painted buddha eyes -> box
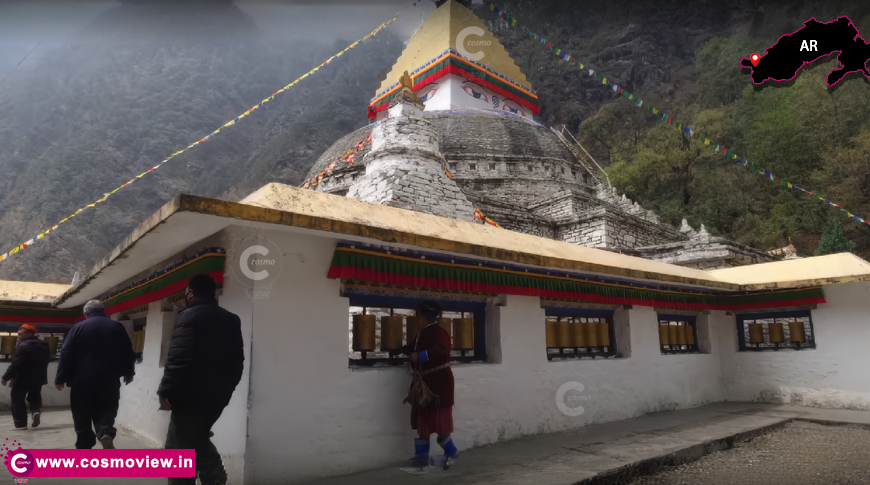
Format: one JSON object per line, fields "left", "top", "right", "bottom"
{"left": 419, "top": 87, "right": 438, "bottom": 102}
{"left": 502, "top": 101, "right": 525, "bottom": 116}
{"left": 462, "top": 85, "right": 488, "bottom": 102}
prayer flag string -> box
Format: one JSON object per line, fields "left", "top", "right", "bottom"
{"left": 484, "top": 1, "right": 870, "bottom": 228}
{"left": 0, "top": 16, "right": 400, "bottom": 265}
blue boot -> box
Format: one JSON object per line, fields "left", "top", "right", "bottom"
{"left": 438, "top": 435, "right": 458, "bottom": 458}
{"left": 411, "top": 438, "right": 430, "bottom": 468}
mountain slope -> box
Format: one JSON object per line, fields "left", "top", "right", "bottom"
{"left": 0, "top": 2, "right": 402, "bottom": 282}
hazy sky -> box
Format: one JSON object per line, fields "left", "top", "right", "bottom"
{"left": 0, "top": 0, "right": 445, "bottom": 84}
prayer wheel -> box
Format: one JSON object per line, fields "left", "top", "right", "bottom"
{"left": 569, "top": 320, "right": 587, "bottom": 347}
{"left": 0, "top": 336, "right": 16, "bottom": 356}
{"left": 668, "top": 325, "right": 678, "bottom": 346}
{"left": 44, "top": 336, "right": 60, "bottom": 356}
{"left": 596, "top": 323, "right": 611, "bottom": 347}
{"left": 452, "top": 318, "right": 474, "bottom": 350}
{"left": 406, "top": 316, "right": 424, "bottom": 343}
{"left": 131, "top": 332, "right": 145, "bottom": 354}
{"left": 545, "top": 320, "right": 558, "bottom": 347}
{"left": 380, "top": 316, "right": 404, "bottom": 351}
{"left": 788, "top": 321, "right": 807, "bottom": 343}
{"left": 686, "top": 325, "right": 695, "bottom": 346}
{"left": 436, "top": 317, "right": 453, "bottom": 338}
{"left": 748, "top": 323, "right": 764, "bottom": 344}
{"left": 582, "top": 322, "right": 598, "bottom": 347}
{"left": 659, "top": 325, "right": 670, "bottom": 345}
{"left": 676, "top": 325, "right": 688, "bottom": 346}
{"left": 352, "top": 315, "right": 376, "bottom": 351}
{"left": 555, "top": 319, "right": 570, "bottom": 348}
{"left": 768, "top": 323, "right": 785, "bottom": 343}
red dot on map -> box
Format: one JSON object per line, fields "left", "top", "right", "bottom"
{"left": 750, "top": 53, "right": 760, "bottom": 67}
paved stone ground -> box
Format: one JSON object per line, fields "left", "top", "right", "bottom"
{"left": 620, "top": 421, "right": 870, "bottom": 485}
{"left": 301, "top": 403, "right": 870, "bottom": 485}
{"left": 2, "top": 404, "right": 870, "bottom": 484}
{"left": 0, "top": 407, "right": 162, "bottom": 484}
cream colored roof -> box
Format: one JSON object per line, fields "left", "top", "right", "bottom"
{"left": 708, "top": 252, "right": 870, "bottom": 290}
{"left": 242, "top": 184, "right": 735, "bottom": 290}
{"left": 376, "top": 0, "right": 532, "bottom": 95}
{"left": 54, "top": 183, "right": 870, "bottom": 308}
{"left": 0, "top": 280, "right": 70, "bottom": 304}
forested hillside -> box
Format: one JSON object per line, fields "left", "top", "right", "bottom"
{"left": 0, "top": 2, "right": 403, "bottom": 281}
{"left": 473, "top": 0, "right": 870, "bottom": 257}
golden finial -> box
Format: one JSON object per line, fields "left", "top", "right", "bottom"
{"left": 400, "top": 70, "right": 414, "bottom": 91}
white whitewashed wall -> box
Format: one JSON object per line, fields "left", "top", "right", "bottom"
{"left": 240, "top": 228, "right": 728, "bottom": 484}
{"left": 717, "top": 281, "right": 870, "bottom": 410}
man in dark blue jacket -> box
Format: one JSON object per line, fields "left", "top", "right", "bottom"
{"left": 159, "top": 274, "right": 244, "bottom": 485}
{"left": 2, "top": 324, "right": 50, "bottom": 430}
{"left": 55, "top": 300, "right": 135, "bottom": 449}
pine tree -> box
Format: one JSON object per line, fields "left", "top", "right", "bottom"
{"left": 814, "top": 218, "right": 856, "bottom": 256}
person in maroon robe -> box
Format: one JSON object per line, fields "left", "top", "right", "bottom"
{"left": 404, "top": 300, "right": 458, "bottom": 470}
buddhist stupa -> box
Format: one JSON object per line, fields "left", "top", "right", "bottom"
{"left": 368, "top": 0, "right": 538, "bottom": 120}
{"left": 301, "top": 0, "right": 775, "bottom": 269}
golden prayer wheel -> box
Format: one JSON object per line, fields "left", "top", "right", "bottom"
{"left": 686, "top": 325, "right": 695, "bottom": 346}
{"left": 406, "top": 316, "right": 424, "bottom": 343}
{"left": 748, "top": 323, "right": 764, "bottom": 344}
{"left": 545, "top": 320, "right": 558, "bottom": 347}
{"left": 44, "top": 336, "right": 60, "bottom": 356}
{"left": 768, "top": 323, "right": 785, "bottom": 343}
{"left": 352, "top": 315, "right": 376, "bottom": 351}
{"left": 380, "top": 316, "right": 404, "bottom": 351}
{"left": 676, "top": 325, "right": 688, "bottom": 346}
{"left": 437, "top": 317, "right": 453, "bottom": 337}
{"left": 0, "top": 336, "right": 16, "bottom": 355}
{"left": 789, "top": 321, "right": 806, "bottom": 343}
{"left": 555, "top": 319, "right": 570, "bottom": 348}
{"left": 582, "top": 322, "right": 598, "bottom": 347}
{"left": 668, "top": 325, "right": 678, "bottom": 346}
{"left": 659, "top": 325, "right": 670, "bottom": 345}
{"left": 596, "top": 323, "right": 611, "bottom": 347}
{"left": 569, "top": 320, "right": 587, "bottom": 347}
{"left": 452, "top": 318, "right": 474, "bottom": 350}
{"left": 131, "top": 332, "right": 145, "bottom": 354}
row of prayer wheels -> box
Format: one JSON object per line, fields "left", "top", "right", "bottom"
{"left": 352, "top": 315, "right": 474, "bottom": 352}
{"left": 0, "top": 336, "right": 61, "bottom": 356}
{"left": 545, "top": 320, "right": 611, "bottom": 348}
{"left": 748, "top": 322, "right": 806, "bottom": 344}
{"left": 659, "top": 325, "right": 695, "bottom": 347}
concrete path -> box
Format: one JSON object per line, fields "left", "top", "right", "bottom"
{"left": 3, "top": 403, "right": 870, "bottom": 484}
{"left": 0, "top": 407, "right": 162, "bottom": 484}
{"left": 301, "top": 402, "right": 870, "bottom": 485}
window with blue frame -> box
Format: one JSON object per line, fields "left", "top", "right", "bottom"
{"left": 658, "top": 314, "right": 700, "bottom": 354}
{"left": 543, "top": 306, "right": 617, "bottom": 360}
{"left": 736, "top": 310, "right": 815, "bottom": 351}
{"left": 344, "top": 285, "right": 488, "bottom": 367}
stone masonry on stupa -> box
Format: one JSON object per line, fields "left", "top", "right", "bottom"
{"left": 302, "top": 0, "right": 775, "bottom": 269}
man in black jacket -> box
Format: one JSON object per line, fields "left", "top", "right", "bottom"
{"left": 159, "top": 273, "right": 244, "bottom": 485}
{"left": 2, "top": 324, "right": 50, "bottom": 430}
{"left": 55, "top": 300, "right": 135, "bottom": 449}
